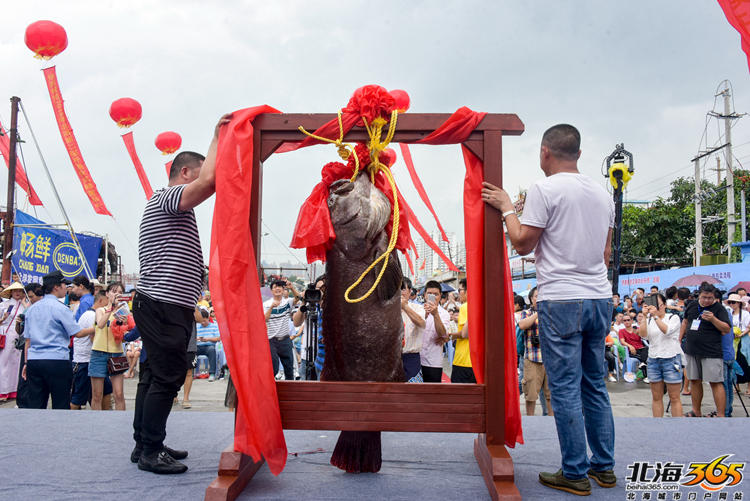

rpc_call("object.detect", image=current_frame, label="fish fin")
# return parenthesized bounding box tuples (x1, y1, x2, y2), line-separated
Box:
(376, 254, 403, 303)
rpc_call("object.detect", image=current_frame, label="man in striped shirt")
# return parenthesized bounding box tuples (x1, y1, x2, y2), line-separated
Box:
(131, 114, 231, 475)
(264, 280, 297, 381)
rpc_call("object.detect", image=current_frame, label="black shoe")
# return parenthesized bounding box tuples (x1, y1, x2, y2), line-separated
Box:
(137, 451, 188, 474)
(588, 468, 617, 488)
(163, 446, 188, 460)
(131, 445, 187, 463)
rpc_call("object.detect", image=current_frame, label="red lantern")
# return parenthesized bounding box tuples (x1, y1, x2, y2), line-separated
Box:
(155, 132, 182, 155)
(389, 89, 410, 112)
(109, 98, 142, 128)
(24, 21, 68, 59)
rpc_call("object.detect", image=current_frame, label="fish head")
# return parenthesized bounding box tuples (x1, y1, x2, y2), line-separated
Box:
(328, 174, 391, 260)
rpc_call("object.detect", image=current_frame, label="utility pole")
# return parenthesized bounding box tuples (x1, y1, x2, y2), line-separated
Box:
(2, 97, 20, 285)
(694, 158, 702, 266)
(722, 84, 736, 260)
(712, 156, 722, 185)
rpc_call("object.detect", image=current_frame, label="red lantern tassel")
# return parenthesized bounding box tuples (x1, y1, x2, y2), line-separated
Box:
(121, 132, 153, 199)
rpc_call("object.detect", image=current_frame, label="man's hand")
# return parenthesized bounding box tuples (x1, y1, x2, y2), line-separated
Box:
(628, 346, 636, 355)
(481, 182, 514, 213)
(401, 296, 408, 309)
(271, 299, 280, 309)
(21, 364, 26, 381)
(214, 113, 233, 140)
(701, 311, 715, 322)
(424, 301, 437, 316)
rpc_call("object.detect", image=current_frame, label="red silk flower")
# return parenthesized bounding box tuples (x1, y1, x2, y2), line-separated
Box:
(343, 85, 396, 124)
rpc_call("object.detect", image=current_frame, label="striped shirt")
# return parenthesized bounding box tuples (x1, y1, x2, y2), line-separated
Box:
(264, 297, 294, 339)
(137, 185, 203, 309)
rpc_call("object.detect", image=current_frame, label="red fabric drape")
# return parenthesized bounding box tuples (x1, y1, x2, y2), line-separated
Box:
(718, 0, 750, 72)
(42, 66, 111, 216)
(209, 105, 287, 475)
(121, 132, 153, 199)
(0, 122, 43, 206)
(398, 143, 449, 242)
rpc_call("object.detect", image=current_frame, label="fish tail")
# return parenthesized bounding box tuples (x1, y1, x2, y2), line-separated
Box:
(330, 431, 382, 473)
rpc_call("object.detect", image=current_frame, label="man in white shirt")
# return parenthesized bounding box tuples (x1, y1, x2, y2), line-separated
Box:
(400, 277, 425, 381)
(264, 280, 296, 380)
(482, 124, 616, 495)
(70, 291, 108, 410)
(419, 280, 450, 383)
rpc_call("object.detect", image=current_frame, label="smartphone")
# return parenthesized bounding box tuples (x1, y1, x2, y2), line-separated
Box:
(426, 293, 438, 304)
(643, 294, 659, 308)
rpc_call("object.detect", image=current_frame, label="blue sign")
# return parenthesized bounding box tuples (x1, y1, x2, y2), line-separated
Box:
(11, 210, 102, 284)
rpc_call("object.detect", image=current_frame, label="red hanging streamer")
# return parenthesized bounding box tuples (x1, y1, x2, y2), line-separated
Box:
(717, 0, 750, 73)
(165, 161, 172, 178)
(42, 66, 111, 216)
(121, 132, 153, 199)
(398, 144, 449, 242)
(0, 122, 43, 206)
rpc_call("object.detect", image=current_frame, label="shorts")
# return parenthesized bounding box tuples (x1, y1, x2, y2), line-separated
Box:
(647, 355, 682, 384)
(89, 350, 124, 378)
(684, 354, 724, 383)
(187, 352, 197, 372)
(522, 358, 549, 402)
(71, 362, 91, 405)
(450, 365, 477, 384)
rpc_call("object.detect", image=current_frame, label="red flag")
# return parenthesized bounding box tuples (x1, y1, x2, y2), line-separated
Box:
(42, 66, 111, 216)
(718, 0, 750, 72)
(121, 132, 153, 199)
(398, 144, 449, 242)
(0, 122, 43, 206)
(210, 105, 287, 475)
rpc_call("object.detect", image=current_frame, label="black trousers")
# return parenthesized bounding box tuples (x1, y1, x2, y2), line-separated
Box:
(25, 359, 72, 409)
(132, 292, 194, 455)
(450, 365, 477, 384)
(633, 347, 649, 378)
(421, 365, 443, 383)
(16, 348, 29, 408)
(269, 336, 295, 380)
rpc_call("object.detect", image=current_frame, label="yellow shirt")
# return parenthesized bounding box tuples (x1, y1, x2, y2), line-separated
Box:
(91, 313, 121, 353)
(453, 303, 472, 367)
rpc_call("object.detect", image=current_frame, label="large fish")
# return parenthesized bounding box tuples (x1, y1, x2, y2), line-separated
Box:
(323, 172, 404, 473)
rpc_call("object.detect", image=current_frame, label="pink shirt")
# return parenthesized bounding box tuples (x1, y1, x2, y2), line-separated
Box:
(420, 305, 450, 368)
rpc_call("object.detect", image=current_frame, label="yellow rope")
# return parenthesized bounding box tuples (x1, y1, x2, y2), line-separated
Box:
(296, 109, 401, 304)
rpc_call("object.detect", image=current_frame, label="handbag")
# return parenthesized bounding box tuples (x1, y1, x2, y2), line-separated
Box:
(105, 310, 129, 375)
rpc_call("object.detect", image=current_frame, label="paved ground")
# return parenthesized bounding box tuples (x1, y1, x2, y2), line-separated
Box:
(3, 363, 749, 417)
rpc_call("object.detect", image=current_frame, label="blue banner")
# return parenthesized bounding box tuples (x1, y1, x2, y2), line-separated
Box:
(11, 210, 102, 284)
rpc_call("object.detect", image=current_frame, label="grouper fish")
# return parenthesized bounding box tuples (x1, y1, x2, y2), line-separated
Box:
(322, 172, 404, 473)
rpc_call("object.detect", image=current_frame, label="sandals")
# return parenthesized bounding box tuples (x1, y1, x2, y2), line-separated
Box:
(684, 410, 700, 417)
(706, 410, 718, 418)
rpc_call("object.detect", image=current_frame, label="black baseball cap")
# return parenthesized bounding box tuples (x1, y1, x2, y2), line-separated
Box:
(42, 270, 72, 288)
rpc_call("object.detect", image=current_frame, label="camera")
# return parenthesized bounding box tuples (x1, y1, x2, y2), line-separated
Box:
(530, 333, 540, 347)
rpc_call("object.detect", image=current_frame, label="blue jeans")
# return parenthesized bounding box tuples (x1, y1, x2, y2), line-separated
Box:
(538, 299, 615, 479)
(724, 360, 735, 417)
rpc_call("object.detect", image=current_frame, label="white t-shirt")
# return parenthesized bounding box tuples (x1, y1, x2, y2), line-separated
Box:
(732, 311, 750, 333)
(420, 305, 450, 368)
(645, 313, 682, 359)
(522, 172, 614, 301)
(73, 309, 96, 363)
(263, 297, 295, 339)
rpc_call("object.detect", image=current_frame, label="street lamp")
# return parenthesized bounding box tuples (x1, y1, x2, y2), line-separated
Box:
(604, 143, 634, 295)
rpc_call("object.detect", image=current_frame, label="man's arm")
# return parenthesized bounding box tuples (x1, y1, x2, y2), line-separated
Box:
(22, 338, 30, 380)
(517, 312, 537, 330)
(481, 182, 543, 255)
(604, 227, 613, 265)
(402, 300, 426, 328)
(292, 309, 304, 327)
(75, 327, 95, 338)
(178, 114, 232, 211)
(679, 319, 688, 342)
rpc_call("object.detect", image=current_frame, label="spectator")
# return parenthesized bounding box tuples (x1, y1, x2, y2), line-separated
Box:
(0, 282, 27, 402)
(634, 311, 646, 330)
(664, 286, 683, 317)
(180, 316, 199, 408)
(125, 337, 142, 379)
(483, 123, 616, 494)
(680, 282, 731, 417)
(618, 314, 649, 382)
(611, 312, 625, 333)
(638, 293, 682, 417)
(450, 279, 476, 384)
(15, 283, 43, 408)
(604, 334, 617, 382)
(419, 280, 450, 383)
(22, 271, 94, 409)
(728, 294, 750, 402)
(612, 293, 622, 315)
(264, 280, 296, 381)
(90, 282, 127, 411)
(292, 275, 325, 381)
(623, 296, 633, 312)
(399, 277, 425, 382)
(196, 309, 221, 381)
(70, 291, 109, 410)
(649, 286, 659, 295)
(736, 287, 747, 298)
(72, 275, 94, 322)
(633, 288, 646, 313)
(514, 294, 526, 393)
(517, 287, 552, 416)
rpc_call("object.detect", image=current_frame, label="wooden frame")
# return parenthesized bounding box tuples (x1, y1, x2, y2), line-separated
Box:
(205, 113, 525, 501)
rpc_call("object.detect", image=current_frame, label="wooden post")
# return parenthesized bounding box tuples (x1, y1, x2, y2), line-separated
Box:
(2, 97, 20, 285)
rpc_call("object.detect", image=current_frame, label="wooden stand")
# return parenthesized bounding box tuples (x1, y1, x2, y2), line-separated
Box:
(205, 113, 524, 501)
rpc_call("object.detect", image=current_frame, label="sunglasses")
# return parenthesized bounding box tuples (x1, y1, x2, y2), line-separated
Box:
(623, 319, 632, 322)
(728, 301, 738, 305)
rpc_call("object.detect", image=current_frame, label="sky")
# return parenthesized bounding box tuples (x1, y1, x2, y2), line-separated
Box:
(1, 0, 750, 277)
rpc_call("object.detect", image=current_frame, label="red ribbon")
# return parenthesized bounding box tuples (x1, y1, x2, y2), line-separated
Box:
(210, 105, 287, 475)
(398, 144, 449, 242)
(718, 0, 750, 73)
(121, 132, 153, 199)
(0, 122, 42, 206)
(42, 66, 111, 216)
